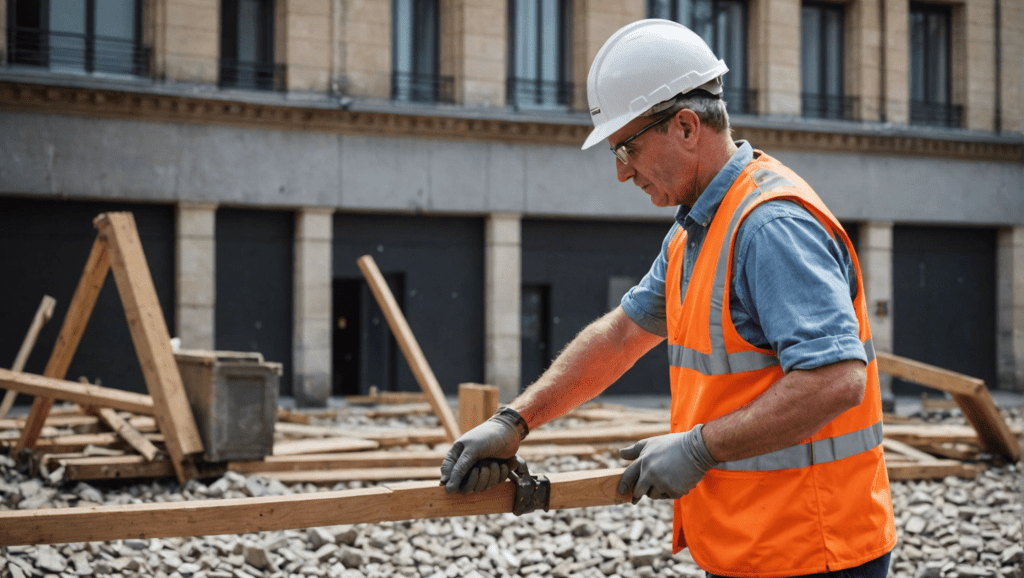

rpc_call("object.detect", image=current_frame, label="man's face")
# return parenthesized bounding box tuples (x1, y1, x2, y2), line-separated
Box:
(608, 111, 698, 208)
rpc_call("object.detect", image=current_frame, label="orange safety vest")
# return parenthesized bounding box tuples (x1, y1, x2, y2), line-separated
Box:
(666, 151, 896, 577)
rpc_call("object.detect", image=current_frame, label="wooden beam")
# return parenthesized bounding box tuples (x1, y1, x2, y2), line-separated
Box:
(260, 467, 442, 484)
(96, 213, 204, 482)
(876, 352, 1020, 461)
(16, 238, 110, 453)
(357, 255, 461, 443)
(886, 460, 981, 480)
(272, 437, 380, 456)
(0, 369, 154, 415)
(458, 383, 500, 433)
(0, 295, 57, 418)
(0, 468, 630, 546)
(883, 422, 1022, 445)
(91, 407, 160, 461)
(344, 390, 429, 405)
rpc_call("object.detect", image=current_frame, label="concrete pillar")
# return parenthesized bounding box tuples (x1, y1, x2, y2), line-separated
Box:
(859, 222, 895, 410)
(293, 208, 334, 407)
(848, 0, 884, 121)
(570, 1, 644, 112)
(485, 213, 522, 403)
(175, 203, 217, 350)
(997, 227, 1024, 392)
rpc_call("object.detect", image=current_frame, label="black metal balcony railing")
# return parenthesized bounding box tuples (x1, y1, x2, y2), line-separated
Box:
(6, 26, 151, 76)
(802, 93, 860, 121)
(910, 100, 963, 129)
(391, 71, 455, 104)
(218, 59, 286, 92)
(507, 77, 574, 109)
(722, 87, 758, 115)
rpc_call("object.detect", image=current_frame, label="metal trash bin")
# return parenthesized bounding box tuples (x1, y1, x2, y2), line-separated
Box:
(175, 349, 282, 463)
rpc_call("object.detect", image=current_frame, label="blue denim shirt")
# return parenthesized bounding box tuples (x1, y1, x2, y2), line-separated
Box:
(621, 141, 867, 373)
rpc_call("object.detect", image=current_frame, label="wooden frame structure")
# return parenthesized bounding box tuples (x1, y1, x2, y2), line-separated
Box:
(10, 213, 204, 482)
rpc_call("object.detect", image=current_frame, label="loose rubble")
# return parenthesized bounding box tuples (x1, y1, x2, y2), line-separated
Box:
(1, 406, 1020, 578)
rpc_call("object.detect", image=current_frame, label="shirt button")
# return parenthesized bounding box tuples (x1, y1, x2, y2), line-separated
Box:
(689, 242, 695, 248)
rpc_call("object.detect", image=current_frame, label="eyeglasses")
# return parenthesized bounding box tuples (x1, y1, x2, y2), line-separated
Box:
(610, 114, 673, 164)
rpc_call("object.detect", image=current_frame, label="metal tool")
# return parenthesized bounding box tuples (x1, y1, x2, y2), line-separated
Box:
(509, 458, 550, 516)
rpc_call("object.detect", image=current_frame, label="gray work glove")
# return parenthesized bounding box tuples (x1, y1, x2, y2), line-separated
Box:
(617, 424, 718, 504)
(440, 408, 527, 494)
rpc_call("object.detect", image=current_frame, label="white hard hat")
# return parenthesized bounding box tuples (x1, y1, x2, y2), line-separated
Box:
(582, 19, 729, 150)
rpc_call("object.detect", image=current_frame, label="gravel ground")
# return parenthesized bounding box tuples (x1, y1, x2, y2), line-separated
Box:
(0, 406, 1020, 578)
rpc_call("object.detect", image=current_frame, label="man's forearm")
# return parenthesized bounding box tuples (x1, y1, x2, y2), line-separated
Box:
(701, 359, 867, 463)
(510, 307, 664, 431)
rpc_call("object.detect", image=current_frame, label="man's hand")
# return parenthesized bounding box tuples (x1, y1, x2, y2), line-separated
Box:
(618, 424, 718, 504)
(440, 412, 523, 493)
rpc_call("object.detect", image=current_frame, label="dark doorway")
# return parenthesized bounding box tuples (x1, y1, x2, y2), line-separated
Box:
(332, 276, 402, 396)
(521, 283, 551, 388)
(893, 225, 997, 394)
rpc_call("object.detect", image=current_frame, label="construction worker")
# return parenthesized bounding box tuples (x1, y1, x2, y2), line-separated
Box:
(440, 19, 896, 578)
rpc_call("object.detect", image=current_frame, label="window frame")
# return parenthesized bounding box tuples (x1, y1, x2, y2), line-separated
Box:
(391, 0, 453, 104)
(800, 0, 857, 120)
(506, 0, 574, 110)
(6, 0, 149, 76)
(219, 0, 283, 92)
(908, 2, 961, 128)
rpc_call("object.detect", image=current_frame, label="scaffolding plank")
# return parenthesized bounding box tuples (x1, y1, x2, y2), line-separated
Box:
(0, 369, 154, 415)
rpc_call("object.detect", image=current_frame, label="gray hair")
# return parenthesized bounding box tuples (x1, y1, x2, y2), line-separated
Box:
(643, 91, 731, 135)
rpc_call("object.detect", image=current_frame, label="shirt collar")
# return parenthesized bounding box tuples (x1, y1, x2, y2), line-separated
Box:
(674, 140, 754, 228)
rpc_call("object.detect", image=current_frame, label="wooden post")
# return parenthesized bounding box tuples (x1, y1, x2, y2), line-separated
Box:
(357, 255, 461, 443)
(15, 238, 111, 454)
(95, 213, 204, 482)
(0, 295, 57, 418)
(458, 383, 500, 433)
(0, 369, 154, 414)
(91, 408, 160, 462)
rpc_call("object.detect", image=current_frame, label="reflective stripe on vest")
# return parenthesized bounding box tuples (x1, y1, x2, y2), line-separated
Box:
(715, 421, 884, 471)
(668, 337, 876, 374)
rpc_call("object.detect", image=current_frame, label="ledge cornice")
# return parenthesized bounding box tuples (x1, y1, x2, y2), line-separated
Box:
(1, 81, 1021, 163)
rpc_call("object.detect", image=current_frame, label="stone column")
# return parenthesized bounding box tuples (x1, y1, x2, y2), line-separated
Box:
(443, 0, 507, 107)
(997, 227, 1024, 392)
(155, 0, 219, 83)
(282, 0, 333, 92)
(859, 222, 895, 410)
(175, 203, 217, 350)
(882, 0, 909, 124)
(293, 208, 334, 407)
(485, 213, 522, 403)
(750, 0, 802, 117)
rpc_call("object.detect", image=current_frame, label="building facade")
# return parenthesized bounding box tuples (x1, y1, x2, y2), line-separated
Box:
(0, 0, 1021, 406)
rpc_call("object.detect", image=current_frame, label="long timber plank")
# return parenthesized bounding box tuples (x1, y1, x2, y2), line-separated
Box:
(97, 213, 203, 482)
(0, 369, 154, 415)
(16, 238, 110, 452)
(357, 255, 461, 443)
(0, 468, 630, 546)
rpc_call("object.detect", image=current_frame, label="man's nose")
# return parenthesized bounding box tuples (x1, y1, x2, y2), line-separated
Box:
(615, 159, 634, 183)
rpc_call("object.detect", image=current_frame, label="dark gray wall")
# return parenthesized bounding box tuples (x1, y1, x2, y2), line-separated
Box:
(522, 218, 674, 396)
(332, 213, 485, 396)
(0, 198, 175, 397)
(215, 208, 294, 396)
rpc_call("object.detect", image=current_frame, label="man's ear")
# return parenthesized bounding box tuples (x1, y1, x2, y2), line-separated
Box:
(676, 109, 700, 145)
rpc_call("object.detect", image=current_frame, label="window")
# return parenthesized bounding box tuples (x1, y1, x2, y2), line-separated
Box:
(392, 0, 452, 103)
(648, 0, 753, 114)
(508, 0, 572, 110)
(801, 2, 855, 120)
(6, 0, 148, 76)
(220, 0, 282, 91)
(909, 3, 960, 127)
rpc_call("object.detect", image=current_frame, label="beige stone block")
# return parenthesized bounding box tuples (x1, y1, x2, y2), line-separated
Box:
(287, 0, 331, 17)
(486, 214, 521, 245)
(177, 205, 216, 238)
(297, 210, 334, 241)
(348, 0, 390, 24)
(288, 38, 332, 69)
(296, 242, 332, 280)
(297, 346, 332, 373)
(462, 80, 504, 107)
(165, 26, 218, 58)
(288, 13, 332, 41)
(163, 57, 218, 83)
(165, 5, 218, 30)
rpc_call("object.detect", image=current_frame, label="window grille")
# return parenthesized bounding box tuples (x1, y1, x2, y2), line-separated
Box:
(508, 0, 573, 110)
(392, 0, 454, 103)
(909, 3, 960, 128)
(220, 0, 284, 92)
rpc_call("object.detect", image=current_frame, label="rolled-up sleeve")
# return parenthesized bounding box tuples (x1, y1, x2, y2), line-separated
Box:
(732, 202, 867, 373)
(621, 224, 678, 338)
